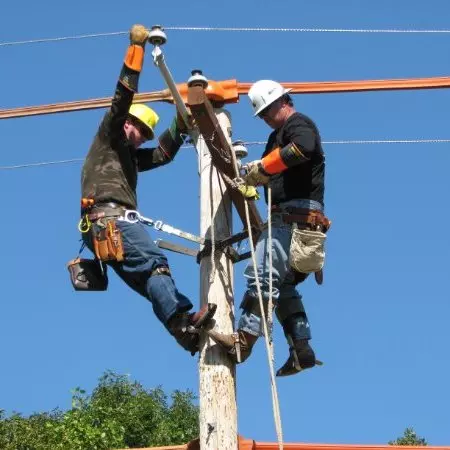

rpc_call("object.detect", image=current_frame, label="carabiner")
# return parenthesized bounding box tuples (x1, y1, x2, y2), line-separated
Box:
(78, 215, 92, 233)
(121, 210, 140, 224)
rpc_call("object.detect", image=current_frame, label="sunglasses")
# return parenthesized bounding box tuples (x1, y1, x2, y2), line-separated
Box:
(257, 102, 275, 119)
(130, 117, 153, 140)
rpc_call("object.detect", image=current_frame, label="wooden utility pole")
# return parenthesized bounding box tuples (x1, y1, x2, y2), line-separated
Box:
(187, 81, 262, 450)
(197, 108, 238, 450)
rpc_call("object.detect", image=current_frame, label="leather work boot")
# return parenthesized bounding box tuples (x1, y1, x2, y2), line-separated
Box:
(168, 303, 217, 355)
(207, 329, 258, 363)
(276, 339, 316, 377)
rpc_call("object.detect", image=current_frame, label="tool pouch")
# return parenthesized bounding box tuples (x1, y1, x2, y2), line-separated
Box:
(92, 220, 125, 262)
(289, 224, 326, 274)
(67, 258, 108, 291)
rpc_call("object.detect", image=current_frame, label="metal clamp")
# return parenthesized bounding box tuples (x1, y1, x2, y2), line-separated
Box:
(149, 24, 194, 134)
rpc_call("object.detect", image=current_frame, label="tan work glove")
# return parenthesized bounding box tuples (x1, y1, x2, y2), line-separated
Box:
(130, 24, 149, 46)
(243, 160, 270, 186)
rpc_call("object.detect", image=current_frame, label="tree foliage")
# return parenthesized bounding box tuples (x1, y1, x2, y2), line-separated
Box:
(389, 428, 428, 446)
(0, 371, 199, 450)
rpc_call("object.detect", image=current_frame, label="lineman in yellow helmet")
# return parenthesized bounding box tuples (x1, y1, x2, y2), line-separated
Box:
(127, 103, 160, 141)
(80, 24, 216, 355)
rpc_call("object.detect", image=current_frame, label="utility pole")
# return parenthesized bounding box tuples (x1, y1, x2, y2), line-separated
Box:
(197, 108, 238, 450)
(147, 25, 262, 447)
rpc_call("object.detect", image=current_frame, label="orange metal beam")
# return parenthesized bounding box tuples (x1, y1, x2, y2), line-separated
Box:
(116, 437, 450, 450)
(242, 440, 450, 450)
(1, 76, 450, 120)
(239, 76, 450, 95)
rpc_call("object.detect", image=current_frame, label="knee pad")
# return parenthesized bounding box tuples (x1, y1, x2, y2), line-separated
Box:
(239, 291, 268, 318)
(275, 295, 305, 324)
(293, 270, 309, 285)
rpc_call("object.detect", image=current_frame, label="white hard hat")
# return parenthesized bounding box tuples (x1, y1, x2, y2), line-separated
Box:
(248, 80, 292, 116)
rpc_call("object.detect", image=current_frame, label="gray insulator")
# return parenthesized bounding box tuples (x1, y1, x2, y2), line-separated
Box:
(232, 140, 248, 160)
(188, 69, 208, 88)
(148, 25, 167, 46)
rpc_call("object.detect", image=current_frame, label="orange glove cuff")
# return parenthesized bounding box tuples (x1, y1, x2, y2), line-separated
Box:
(124, 45, 144, 72)
(262, 147, 288, 174)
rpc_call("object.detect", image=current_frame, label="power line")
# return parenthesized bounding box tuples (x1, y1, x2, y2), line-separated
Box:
(1, 139, 449, 170)
(165, 26, 450, 33)
(247, 139, 450, 146)
(0, 158, 84, 170)
(1, 26, 450, 47)
(0, 31, 127, 47)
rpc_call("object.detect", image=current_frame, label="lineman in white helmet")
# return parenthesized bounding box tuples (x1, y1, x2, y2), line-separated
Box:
(212, 80, 328, 377)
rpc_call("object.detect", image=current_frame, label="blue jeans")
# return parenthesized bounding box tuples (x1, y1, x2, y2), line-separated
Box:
(82, 218, 192, 329)
(238, 199, 323, 340)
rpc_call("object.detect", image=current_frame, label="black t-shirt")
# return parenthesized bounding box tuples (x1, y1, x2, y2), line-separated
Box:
(262, 112, 325, 206)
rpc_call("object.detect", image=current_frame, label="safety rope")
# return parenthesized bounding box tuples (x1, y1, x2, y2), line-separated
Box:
(209, 162, 217, 283)
(225, 139, 284, 448)
(266, 186, 283, 449)
(242, 188, 284, 449)
(267, 186, 274, 344)
(1, 26, 450, 47)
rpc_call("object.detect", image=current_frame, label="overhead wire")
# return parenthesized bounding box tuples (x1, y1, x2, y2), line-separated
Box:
(1, 26, 450, 47)
(1, 139, 449, 170)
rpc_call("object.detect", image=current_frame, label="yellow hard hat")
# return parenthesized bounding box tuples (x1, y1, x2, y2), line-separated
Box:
(128, 104, 160, 139)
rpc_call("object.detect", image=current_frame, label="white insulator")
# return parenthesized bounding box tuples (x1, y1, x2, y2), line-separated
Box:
(188, 69, 208, 88)
(148, 25, 167, 46)
(232, 140, 248, 160)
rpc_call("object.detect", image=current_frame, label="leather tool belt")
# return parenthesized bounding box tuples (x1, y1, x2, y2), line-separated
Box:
(84, 202, 128, 222)
(272, 206, 331, 232)
(82, 203, 127, 262)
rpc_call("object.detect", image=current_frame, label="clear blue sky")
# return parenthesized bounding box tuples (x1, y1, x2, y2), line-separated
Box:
(1, 0, 450, 445)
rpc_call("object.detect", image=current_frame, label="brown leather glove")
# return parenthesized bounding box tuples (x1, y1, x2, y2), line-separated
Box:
(130, 24, 149, 46)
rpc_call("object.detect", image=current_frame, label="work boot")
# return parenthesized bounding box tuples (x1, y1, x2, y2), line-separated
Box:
(276, 339, 316, 377)
(168, 303, 217, 355)
(207, 329, 258, 363)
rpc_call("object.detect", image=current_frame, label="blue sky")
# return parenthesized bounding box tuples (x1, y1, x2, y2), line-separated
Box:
(1, 0, 450, 445)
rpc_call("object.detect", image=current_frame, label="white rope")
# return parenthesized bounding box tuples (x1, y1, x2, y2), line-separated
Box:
(209, 163, 217, 283)
(1, 26, 450, 46)
(227, 146, 283, 448)
(243, 194, 284, 450)
(266, 186, 282, 450)
(267, 187, 274, 351)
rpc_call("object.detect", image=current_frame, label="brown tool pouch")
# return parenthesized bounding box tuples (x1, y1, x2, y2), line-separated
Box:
(92, 219, 125, 262)
(67, 258, 108, 291)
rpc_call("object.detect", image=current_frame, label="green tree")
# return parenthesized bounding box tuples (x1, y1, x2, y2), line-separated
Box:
(389, 428, 428, 446)
(0, 370, 199, 450)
